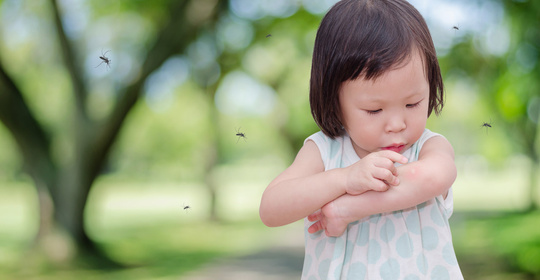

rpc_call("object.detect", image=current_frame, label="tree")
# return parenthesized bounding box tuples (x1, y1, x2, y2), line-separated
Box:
(441, 0, 540, 210)
(0, 0, 229, 263)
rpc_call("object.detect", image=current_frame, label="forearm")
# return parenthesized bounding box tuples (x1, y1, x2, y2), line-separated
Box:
(260, 168, 347, 227)
(338, 160, 454, 223)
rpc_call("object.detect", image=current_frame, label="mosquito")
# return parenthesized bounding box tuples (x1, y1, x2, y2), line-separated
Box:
(236, 128, 247, 143)
(481, 119, 493, 134)
(452, 25, 460, 35)
(266, 34, 272, 38)
(182, 203, 191, 213)
(95, 49, 111, 69)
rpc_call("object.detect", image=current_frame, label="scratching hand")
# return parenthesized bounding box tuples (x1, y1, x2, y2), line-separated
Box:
(344, 150, 407, 195)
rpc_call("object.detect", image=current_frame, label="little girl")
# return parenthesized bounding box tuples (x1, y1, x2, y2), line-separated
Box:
(259, 0, 463, 279)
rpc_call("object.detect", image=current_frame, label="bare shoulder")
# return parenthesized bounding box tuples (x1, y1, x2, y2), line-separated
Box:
(418, 135, 455, 161)
(289, 140, 325, 175)
(417, 135, 456, 198)
(269, 140, 325, 186)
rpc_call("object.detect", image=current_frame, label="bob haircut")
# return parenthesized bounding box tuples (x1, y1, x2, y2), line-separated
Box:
(310, 0, 444, 138)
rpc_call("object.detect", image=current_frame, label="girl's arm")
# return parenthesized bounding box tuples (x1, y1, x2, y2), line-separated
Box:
(260, 140, 346, 227)
(308, 136, 456, 236)
(260, 139, 406, 228)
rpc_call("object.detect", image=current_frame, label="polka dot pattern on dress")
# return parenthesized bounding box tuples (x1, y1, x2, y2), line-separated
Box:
(300, 130, 463, 280)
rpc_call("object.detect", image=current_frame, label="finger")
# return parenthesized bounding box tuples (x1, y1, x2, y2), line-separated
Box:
(373, 158, 399, 174)
(369, 177, 391, 192)
(371, 158, 400, 184)
(382, 178, 398, 187)
(384, 158, 399, 175)
(386, 164, 399, 178)
(373, 168, 399, 186)
(308, 221, 323, 234)
(308, 210, 322, 222)
(376, 150, 408, 164)
(389, 164, 398, 176)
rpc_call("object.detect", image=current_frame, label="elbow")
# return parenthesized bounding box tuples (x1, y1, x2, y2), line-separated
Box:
(259, 212, 274, 228)
(259, 198, 279, 227)
(259, 208, 279, 228)
(260, 183, 300, 227)
(259, 203, 270, 227)
(260, 196, 292, 227)
(426, 161, 457, 197)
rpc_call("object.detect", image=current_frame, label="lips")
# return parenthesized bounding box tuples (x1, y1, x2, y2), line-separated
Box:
(381, 144, 405, 153)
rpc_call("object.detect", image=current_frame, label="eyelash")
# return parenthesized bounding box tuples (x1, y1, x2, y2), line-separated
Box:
(366, 101, 421, 115)
(367, 109, 382, 115)
(406, 101, 421, 109)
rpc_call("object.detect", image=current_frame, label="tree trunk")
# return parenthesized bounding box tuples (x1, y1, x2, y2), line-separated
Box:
(205, 146, 220, 222)
(204, 83, 222, 222)
(527, 158, 539, 212)
(33, 184, 55, 246)
(1, 0, 230, 266)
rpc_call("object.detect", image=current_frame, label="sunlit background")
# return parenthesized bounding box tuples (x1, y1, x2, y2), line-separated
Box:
(0, 0, 539, 279)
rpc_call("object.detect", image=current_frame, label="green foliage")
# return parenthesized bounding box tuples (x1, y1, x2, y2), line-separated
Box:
(453, 211, 540, 278)
(0, 220, 274, 280)
(1, 0, 539, 276)
(0, 125, 22, 179)
(110, 81, 212, 180)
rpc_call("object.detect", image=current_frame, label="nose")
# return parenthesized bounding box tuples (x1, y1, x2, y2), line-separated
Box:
(385, 114, 406, 133)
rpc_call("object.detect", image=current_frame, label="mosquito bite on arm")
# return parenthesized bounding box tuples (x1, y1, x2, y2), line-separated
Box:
(332, 136, 456, 224)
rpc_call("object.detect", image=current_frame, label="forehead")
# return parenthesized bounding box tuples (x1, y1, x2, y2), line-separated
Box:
(340, 51, 428, 102)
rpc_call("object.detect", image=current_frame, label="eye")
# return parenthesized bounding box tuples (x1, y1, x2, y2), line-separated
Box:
(366, 109, 382, 115)
(406, 100, 422, 108)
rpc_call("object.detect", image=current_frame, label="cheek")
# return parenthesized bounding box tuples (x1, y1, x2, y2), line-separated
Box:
(415, 103, 430, 123)
(412, 112, 427, 128)
(341, 107, 363, 128)
(410, 109, 428, 134)
(349, 119, 381, 145)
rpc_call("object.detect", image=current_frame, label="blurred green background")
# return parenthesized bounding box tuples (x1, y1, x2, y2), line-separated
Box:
(0, 0, 539, 279)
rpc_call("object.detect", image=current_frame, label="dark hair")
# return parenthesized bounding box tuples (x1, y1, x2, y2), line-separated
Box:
(310, 0, 444, 138)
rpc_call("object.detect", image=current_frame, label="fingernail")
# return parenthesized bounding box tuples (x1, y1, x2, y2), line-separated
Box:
(394, 177, 400, 185)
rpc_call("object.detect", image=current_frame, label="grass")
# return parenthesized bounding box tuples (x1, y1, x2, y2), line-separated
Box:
(1, 157, 540, 279)
(0, 176, 287, 280)
(0, 220, 284, 280)
(452, 211, 540, 279)
(3, 210, 538, 280)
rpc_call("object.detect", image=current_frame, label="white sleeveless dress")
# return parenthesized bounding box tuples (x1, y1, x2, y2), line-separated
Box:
(301, 129, 463, 280)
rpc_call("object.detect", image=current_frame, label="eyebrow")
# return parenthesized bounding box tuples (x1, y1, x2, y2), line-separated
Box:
(363, 90, 425, 105)
(402, 91, 426, 101)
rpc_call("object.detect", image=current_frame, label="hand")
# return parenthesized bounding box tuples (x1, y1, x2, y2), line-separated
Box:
(307, 199, 349, 237)
(344, 150, 407, 195)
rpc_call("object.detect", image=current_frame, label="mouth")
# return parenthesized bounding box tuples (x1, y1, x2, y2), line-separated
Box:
(381, 144, 405, 153)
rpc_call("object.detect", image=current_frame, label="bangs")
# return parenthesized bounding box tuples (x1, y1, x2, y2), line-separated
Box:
(310, 0, 444, 138)
(330, 2, 413, 82)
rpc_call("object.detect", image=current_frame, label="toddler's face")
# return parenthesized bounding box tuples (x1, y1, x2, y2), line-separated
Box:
(339, 50, 429, 159)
